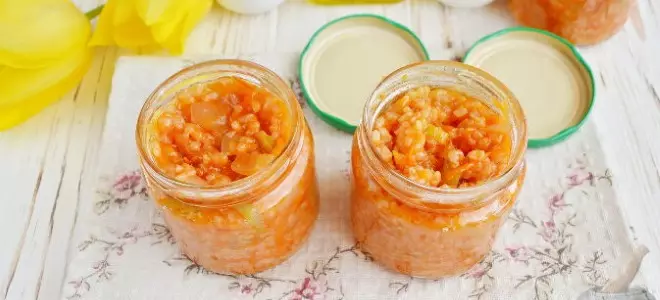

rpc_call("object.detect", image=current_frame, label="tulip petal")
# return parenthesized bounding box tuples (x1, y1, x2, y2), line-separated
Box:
(0, 46, 93, 130)
(155, 0, 212, 54)
(90, 0, 211, 54)
(0, 0, 91, 69)
(113, 17, 158, 50)
(111, 0, 137, 25)
(91, 0, 162, 52)
(136, 0, 172, 25)
(147, 1, 188, 45)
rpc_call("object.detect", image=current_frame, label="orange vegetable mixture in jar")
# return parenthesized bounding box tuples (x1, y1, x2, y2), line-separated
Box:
(370, 86, 512, 188)
(152, 77, 292, 185)
(509, 0, 632, 45)
(351, 61, 527, 278)
(137, 60, 319, 274)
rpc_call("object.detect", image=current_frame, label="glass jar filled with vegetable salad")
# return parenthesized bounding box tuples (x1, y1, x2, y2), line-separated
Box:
(509, 0, 632, 45)
(351, 61, 527, 278)
(136, 60, 319, 274)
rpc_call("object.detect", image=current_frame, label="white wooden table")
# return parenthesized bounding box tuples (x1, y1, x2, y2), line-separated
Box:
(1, 0, 659, 299)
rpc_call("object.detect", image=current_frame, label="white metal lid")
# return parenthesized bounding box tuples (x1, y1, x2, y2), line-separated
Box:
(464, 27, 595, 148)
(299, 14, 429, 132)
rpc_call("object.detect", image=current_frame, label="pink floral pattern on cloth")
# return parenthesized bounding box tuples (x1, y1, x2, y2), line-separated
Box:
(94, 170, 148, 214)
(62, 154, 626, 300)
(61, 55, 637, 300)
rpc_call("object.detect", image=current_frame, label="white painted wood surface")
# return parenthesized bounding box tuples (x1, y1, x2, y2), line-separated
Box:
(1, 0, 658, 299)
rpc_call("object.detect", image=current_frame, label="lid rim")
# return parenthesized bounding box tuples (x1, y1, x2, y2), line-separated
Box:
(463, 26, 596, 148)
(298, 13, 430, 133)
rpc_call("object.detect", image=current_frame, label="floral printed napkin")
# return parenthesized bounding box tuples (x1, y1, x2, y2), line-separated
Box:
(62, 53, 635, 300)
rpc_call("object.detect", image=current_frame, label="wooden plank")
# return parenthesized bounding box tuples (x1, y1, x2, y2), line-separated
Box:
(1, 0, 659, 299)
(36, 48, 118, 300)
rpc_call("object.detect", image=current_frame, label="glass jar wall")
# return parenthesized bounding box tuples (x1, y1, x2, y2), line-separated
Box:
(136, 60, 319, 274)
(350, 61, 528, 278)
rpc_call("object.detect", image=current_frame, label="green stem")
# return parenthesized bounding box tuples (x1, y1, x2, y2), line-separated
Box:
(85, 4, 105, 20)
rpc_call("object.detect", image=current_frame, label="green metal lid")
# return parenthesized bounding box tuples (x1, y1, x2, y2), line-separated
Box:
(299, 14, 429, 133)
(464, 27, 595, 148)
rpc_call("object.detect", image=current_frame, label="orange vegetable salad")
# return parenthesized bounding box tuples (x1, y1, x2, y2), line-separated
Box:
(145, 76, 318, 274)
(151, 77, 292, 185)
(351, 86, 525, 278)
(370, 86, 511, 188)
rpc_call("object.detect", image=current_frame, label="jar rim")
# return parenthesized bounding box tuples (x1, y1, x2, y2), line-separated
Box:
(357, 60, 528, 204)
(135, 59, 303, 207)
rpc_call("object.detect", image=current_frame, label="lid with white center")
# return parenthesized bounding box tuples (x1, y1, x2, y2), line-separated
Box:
(299, 14, 429, 132)
(463, 27, 595, 148)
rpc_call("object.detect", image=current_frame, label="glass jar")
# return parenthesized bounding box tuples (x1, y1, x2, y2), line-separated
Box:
(136, 60, 319, 274)
(350, 61, 527, 278)
(509, 0, 632, 45)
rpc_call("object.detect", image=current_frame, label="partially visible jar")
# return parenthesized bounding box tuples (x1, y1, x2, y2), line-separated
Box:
(351, 61, 527, 278)
(509, 0, 632, 45)
(136, 60, 319, 274)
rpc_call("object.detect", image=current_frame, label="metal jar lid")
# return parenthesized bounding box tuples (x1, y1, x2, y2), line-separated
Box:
(464, 27, 595, 148)
(299, 14, 429, 132)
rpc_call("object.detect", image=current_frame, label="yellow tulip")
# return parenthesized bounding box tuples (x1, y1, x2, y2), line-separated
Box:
(90, 0, 213, 54)
(0, 0, 93, 130)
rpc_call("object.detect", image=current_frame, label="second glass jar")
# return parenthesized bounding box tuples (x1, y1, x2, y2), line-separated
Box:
(350, 61, 528, 278)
